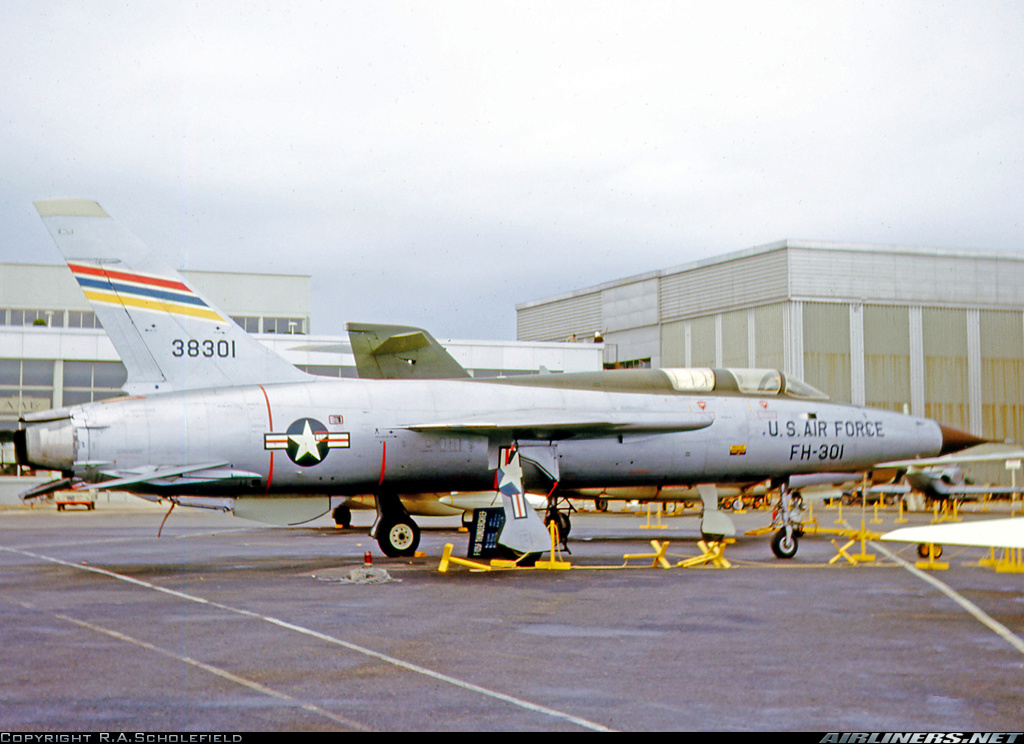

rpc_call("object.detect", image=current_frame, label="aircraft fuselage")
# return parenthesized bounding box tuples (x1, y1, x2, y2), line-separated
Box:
(25, 377, 945, 497)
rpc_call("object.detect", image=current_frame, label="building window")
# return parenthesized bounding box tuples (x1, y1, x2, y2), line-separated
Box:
(63, 361, 128, 405)
(67, 310, 101, 329)
(263, 317, 305, 334)
(231, 315, 260, 333)
(0, 359, 54, 423)
(6, 309, 65, 328)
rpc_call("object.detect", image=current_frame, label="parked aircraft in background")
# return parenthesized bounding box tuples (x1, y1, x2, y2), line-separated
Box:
(866, 450, 1024, 506)
(15, 199, 983, 558)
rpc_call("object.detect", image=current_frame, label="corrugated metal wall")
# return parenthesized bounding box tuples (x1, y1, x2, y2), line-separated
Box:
(660, 319, 687, 367)
(516, 291, 602, 342)
(803, 302, 852, 403)
(753, 303, 786, 370)
(689, 315, 716, 368)
(979, 310, 1024, 445)
(863, 305, 911, 413)
(720, 309, 749, 368)
(922, 308, 970, 432)
(658, 251, 788, 321)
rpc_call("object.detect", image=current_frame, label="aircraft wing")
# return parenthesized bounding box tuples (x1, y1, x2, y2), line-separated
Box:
(878, 450, 1024, 469)
(883, 518, 1024, 549)
(937, 484, 1020, 495)
(76, 463, 262, 490)
(400, 410, 714, 439)
(347, 322, 470, 380)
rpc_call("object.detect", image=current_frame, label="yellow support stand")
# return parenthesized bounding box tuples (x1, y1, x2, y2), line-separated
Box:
(623, 540, 672, 568)
(534, 519, 572, 570)
(834, 499, 845, 525)
(894, 497, 908, 524)
(994, 547, 1024, 574)
(640, 502, 671, 529)
(915, 542, 949, 571)
(870, 501, 883, 524)
(828, 520, 877, 564)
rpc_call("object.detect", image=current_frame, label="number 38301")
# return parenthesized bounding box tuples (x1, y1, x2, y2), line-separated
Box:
(172, 339, 237, 358)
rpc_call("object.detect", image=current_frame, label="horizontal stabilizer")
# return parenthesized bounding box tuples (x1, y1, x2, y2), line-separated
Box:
(19, 477, 74, 501)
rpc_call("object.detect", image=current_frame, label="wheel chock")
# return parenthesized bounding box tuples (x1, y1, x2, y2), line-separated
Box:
(438, 543, 493, 572)
(676, 539, 732, 569)
(829, 525, 877, 565)
(623, 540, 672, 568)
(829, 539, 858, 565)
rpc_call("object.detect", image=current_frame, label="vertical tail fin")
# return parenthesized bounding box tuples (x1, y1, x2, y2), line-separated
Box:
(34, 199, 311, 393)
(346, 322, 470, 380)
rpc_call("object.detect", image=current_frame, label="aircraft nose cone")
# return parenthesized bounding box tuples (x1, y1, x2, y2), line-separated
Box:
(938, 423, 987, 455)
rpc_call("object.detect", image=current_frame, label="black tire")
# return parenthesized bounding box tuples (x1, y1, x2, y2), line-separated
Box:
(377, 518, 420, 557)
(332, 504, 352, 528)
(771, 528, 798, 559)
(594, 497, 609, 512)
(917, 542, 942, 559)
(544, 511, 571, 542)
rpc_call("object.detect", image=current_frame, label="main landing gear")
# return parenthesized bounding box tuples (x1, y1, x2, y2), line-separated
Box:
(372, 493, 421, 557)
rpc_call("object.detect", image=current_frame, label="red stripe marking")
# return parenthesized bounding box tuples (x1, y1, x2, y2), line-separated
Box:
(69, 262, 192, 293)
(378, 441, 387, 486)
(259, 385, 274, 491)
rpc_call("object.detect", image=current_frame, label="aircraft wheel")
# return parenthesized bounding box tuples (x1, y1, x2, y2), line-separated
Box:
(732, 498, 744, 511)
(594, 497, 609, 512)
(544, 511, 571, 542)
(916, 542, 942, 559)
(771, 528, 798, 559)
(332, 504, 351, 528)
(377, 518, 420, 557)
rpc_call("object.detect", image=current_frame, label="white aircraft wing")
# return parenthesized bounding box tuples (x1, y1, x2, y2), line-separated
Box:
(882, 518, 1024, 549)
(877, 450, 1024, 469)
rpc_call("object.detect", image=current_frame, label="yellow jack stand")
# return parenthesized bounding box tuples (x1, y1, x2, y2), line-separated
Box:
(640, 503, 672, 529)
(894, 498, 908, 524)
(834, 500, 845, 525)
(915, 542, 949, 571)
(828, 519, 876, 565)
(994, 547, 1024, 574)
(534, 519, 572, 570)
(623, 539, 672, 568)
(676, 539, 733, 568)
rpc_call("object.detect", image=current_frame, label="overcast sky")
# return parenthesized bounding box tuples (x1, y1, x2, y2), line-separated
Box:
(2, 1, 1022, 340)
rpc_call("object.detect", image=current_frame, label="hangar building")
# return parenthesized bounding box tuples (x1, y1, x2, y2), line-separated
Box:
(517, 240, 1024, 485)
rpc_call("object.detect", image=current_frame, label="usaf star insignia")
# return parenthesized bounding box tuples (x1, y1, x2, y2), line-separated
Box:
(264, 417, 350, 466)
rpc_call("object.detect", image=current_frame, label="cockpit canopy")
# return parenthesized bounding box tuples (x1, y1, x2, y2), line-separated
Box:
(661, 367, 830, 400)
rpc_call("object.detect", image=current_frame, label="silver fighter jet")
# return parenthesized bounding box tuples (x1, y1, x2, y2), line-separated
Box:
(15, 199, 983, 557)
